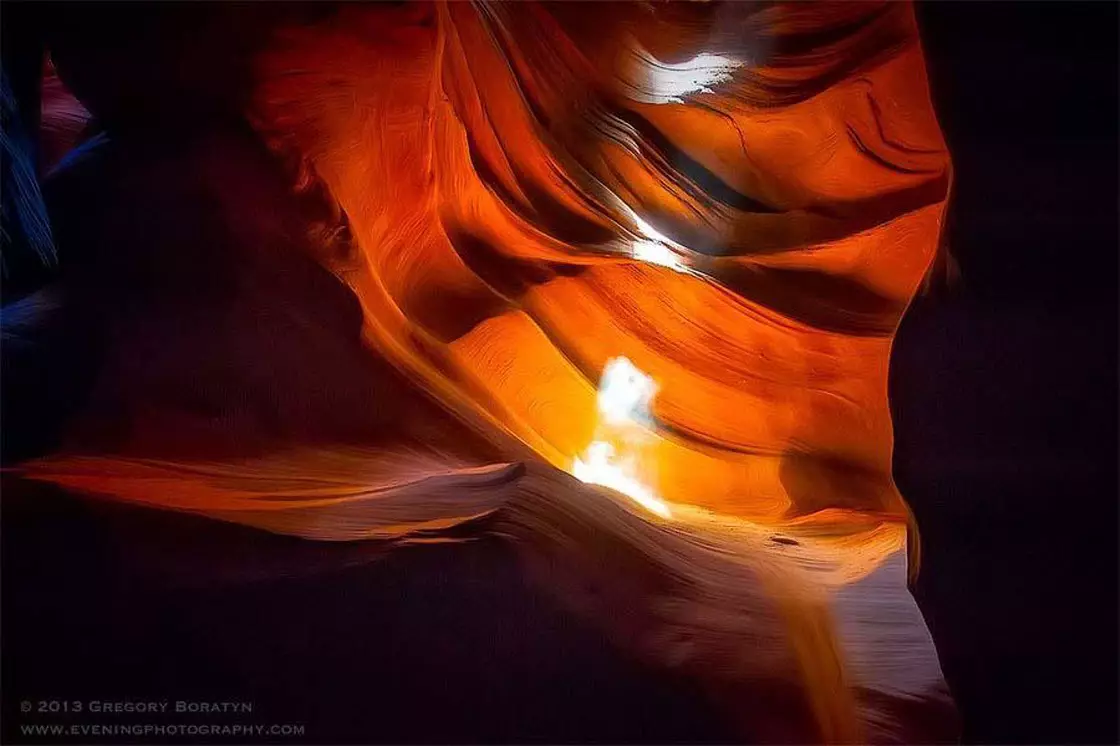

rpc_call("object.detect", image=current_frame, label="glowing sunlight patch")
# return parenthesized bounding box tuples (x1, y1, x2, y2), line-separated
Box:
(646, 53, 742, 103)
(632, 239, 687, 272)
(623, 206, 691, 274)
(573, 358, 671, 518)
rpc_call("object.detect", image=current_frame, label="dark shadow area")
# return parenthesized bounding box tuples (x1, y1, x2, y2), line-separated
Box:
(1, 479, 734, 745)
(894, 3, 1119, 743)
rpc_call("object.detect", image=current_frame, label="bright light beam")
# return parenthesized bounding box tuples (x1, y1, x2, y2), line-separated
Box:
(573, 357, 672, 519)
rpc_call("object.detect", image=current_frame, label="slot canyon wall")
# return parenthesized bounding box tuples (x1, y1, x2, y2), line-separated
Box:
(2, 2, 963, 743)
